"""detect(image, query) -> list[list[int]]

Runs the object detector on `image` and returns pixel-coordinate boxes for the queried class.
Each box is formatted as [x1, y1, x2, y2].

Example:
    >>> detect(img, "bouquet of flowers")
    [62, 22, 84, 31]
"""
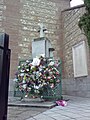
[14, 56, 61, 99]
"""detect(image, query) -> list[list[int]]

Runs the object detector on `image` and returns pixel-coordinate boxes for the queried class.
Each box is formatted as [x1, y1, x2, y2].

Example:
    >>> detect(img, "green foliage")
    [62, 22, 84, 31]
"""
[84, 0, 90, 12]
[78, 0, 90, 47]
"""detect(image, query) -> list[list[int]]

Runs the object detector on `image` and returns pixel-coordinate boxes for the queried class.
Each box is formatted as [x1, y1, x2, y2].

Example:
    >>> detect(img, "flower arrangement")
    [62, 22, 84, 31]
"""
[14, 56, 61, 99]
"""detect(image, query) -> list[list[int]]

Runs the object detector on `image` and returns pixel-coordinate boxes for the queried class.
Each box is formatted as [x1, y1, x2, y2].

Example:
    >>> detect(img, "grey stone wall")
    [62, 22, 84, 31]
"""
[62, 5, 88, 78]
[61, 5, 90, 97]
[62, 76, 90, 97]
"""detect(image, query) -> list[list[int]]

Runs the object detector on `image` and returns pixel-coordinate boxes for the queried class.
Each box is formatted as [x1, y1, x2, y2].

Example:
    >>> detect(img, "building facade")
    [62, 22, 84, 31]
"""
[62, 5, 90, 97]
[0, 0, 70, 78]
[0, 0, 90, 97]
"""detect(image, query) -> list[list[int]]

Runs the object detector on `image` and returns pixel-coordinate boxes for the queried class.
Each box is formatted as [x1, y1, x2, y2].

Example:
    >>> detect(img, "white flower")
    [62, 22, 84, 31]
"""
[20, 73, 24, 76]
[39, 84, 43, 87]
[22, 80, 26, 89]
[23, 84, 26, 89]
[34, 85, 39, 89]
[21, 70, 25, 73]
[28, 87, 31, 90]
[39, 65, 43, 71]
[49, 61, 54, 66]
[43, 83, 47, 85]
[31, 58, 40, 66]
[18, 66, 20, 69]
[48, 76, 51, 79]
[21, 64, 24, 66]
[31, 66, 35, 70]
[25, 95, 28, 98]
[26, 60, 29, 63]
[26, 69, 29, 71]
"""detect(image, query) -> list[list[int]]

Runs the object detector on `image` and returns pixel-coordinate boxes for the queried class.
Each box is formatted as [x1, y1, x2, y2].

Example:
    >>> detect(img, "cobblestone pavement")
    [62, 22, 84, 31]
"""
[26, 96, 90, 120]
[7, 95, 90, 120]
[7, 107, 48, 120]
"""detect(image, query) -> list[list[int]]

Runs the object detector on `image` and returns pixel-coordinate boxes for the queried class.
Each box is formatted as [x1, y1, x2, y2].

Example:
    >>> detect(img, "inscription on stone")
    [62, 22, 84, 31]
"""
[72, 41, 88, 77]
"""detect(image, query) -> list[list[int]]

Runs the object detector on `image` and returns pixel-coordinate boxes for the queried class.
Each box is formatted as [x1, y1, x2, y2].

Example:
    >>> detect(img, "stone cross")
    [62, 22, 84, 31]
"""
[38, 23, 46, 37]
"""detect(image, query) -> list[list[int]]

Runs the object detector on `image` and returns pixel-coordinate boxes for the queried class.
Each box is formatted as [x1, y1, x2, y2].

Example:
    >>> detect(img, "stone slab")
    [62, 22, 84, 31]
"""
[8, 97, 56, 108]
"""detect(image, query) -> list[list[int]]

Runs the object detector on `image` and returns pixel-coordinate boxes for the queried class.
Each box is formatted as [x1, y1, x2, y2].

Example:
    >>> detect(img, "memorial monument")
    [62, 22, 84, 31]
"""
[32, 23, 54, 58]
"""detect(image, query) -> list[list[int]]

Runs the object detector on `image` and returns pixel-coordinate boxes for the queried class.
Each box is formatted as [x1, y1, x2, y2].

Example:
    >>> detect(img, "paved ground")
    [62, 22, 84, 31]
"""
[8, 95, 90, 120]
[7, 107, 48, 120]
[7, 97, 55, 120]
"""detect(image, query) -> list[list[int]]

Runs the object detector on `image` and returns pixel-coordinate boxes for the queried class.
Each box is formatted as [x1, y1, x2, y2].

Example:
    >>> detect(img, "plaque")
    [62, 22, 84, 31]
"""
[72, 41, 88, 77]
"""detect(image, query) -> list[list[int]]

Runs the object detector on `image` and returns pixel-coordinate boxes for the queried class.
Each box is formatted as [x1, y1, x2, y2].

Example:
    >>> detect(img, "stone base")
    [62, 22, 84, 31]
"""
[62, 76, 90, 97]
[8, 97, 56, 108]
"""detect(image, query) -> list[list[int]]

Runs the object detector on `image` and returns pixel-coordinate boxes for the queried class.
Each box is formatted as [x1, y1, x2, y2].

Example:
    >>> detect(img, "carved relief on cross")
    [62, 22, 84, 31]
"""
[38, 23, 47, 38]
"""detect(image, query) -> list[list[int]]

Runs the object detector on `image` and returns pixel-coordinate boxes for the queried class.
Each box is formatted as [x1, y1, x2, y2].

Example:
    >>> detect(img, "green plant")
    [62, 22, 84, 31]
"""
[78, 0, 90, 47]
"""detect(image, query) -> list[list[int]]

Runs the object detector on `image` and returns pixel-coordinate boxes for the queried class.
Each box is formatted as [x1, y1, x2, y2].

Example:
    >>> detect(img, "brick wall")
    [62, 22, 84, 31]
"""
[1, 1, 90, 97]
[61, 5, 90, 97]
[62, 5, 90, 78]
[0, 0, 70, 79]
[3, 0, 21, 78]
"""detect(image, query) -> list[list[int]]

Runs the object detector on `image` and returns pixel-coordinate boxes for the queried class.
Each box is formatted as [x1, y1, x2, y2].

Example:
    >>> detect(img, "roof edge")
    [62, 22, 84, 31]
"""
[62, 4, 85, 12]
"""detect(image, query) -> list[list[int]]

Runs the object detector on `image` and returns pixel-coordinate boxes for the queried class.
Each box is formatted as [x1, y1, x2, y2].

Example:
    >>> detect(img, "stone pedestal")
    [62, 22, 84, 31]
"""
[32, 37, 54, 58]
